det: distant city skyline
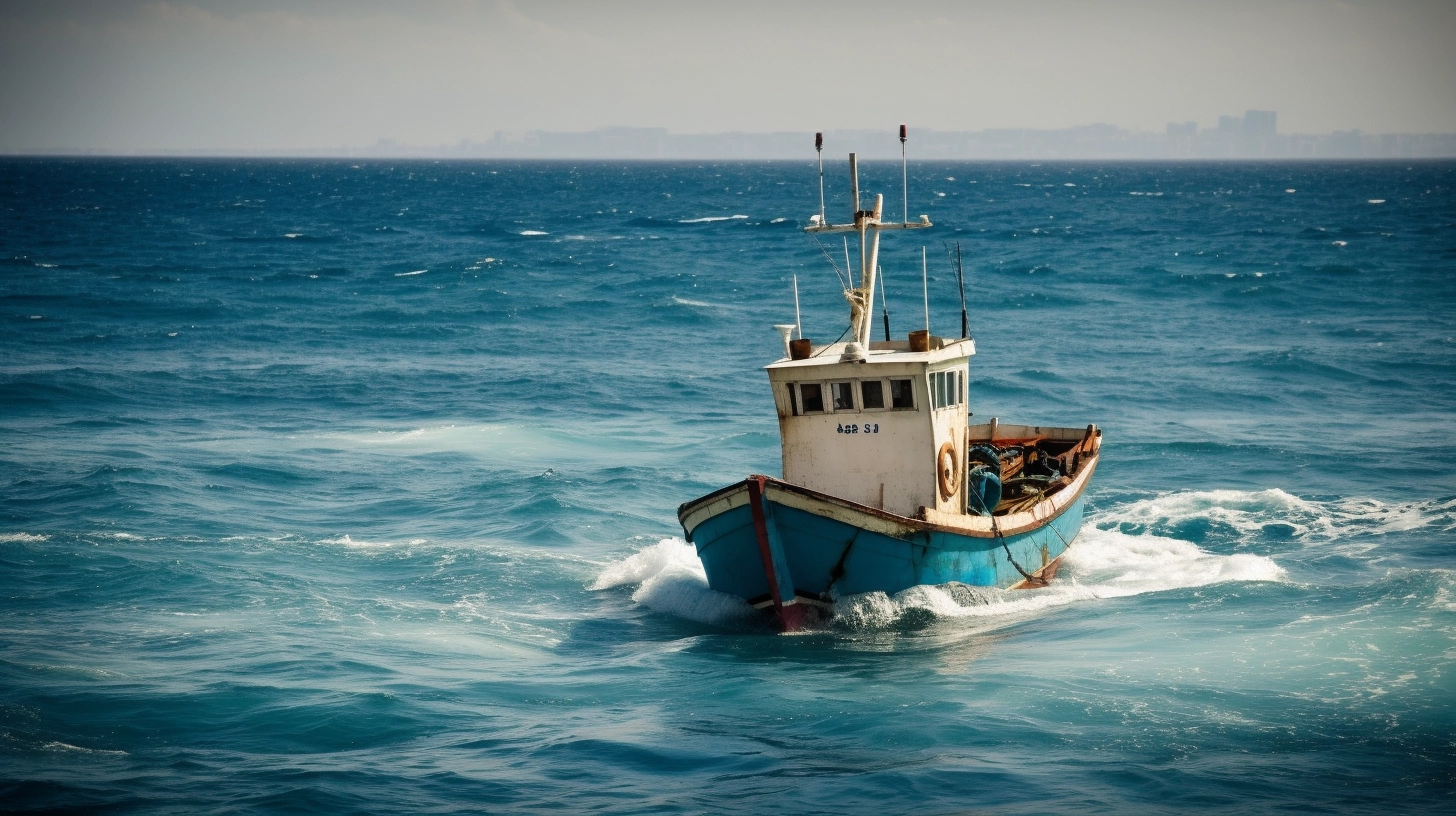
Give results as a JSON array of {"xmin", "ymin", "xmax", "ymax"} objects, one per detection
[
  {"xmin": 3, "ymin": 1, "xmax": 1454, "ymax": 155},
  {"xmin": 26, "ymin": 112, "xmax": 1453, "ymax": 161}
]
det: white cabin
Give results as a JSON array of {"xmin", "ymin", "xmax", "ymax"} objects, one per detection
[
  {"xmin": 767, "ymin": 335, "xmax": 972, "ymax": 518},
  {"xmin": 765, "ymin": 146, "xmax": 986, "ymax": 519}
]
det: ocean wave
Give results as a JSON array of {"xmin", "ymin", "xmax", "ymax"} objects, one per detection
[
  {"xmin": 677, "ymin": 214, "xmax": 749, "ymax": 224},
  {"xmin": 37, "ymin": 740, "xmax": 129, "ymax": 757},
  {"xmin": 665, "ymin": 295, "xmax": 716, "ymax": 309},
  {"xmin": 1098, "ymin": 489, "xmax": 1456, "ymax": 551},
  {"xmin": 0, "ymin": 532, "xmax": 49, "ymax": 543},
  {"xmin": 317, "ymin": 534, "xmax": 428, "ymax": 550}
]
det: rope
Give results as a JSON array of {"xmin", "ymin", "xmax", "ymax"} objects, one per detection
[
  {"xmin": 966, "ymin": 473, "xmax": 1046, "ymax": 587},
  {"xmin": 809, "ymin": 323, "xmax": 854, "ymax": 358}
]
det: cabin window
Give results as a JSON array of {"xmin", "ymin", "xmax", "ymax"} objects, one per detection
[
  {"xmin": 890, "ymin": 378, "xmax": 914, "ymax": 409},
  {"xmin": 931, "ymin": 370, "xmax": 965, "ymax": 410},
  {"xmin": 831, "ymin": 382, "xmax": 855, "ymax": 411},
  {"xmin": 860, "ymin": 380, "xmax": 884, "ymax": 410},
  {"xmin": 787, "ymin": 383, "xmax": 800, "ymax": 416},
  {"xmin": 799, "ymin": 382, "xmax": 825, "ymax": 413},
  {"xmin": 928, "ymin": 369, "xmax": 966, "ymax": 410}
]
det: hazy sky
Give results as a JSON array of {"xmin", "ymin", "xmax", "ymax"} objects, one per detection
[{"xmin": 2, "ymin": 0, "xmax": 1454, "ymax": 152}]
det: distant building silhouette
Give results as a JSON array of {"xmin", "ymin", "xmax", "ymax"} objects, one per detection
[
  {"xmin": 42, "ymin": 113, "xmax": 1456, "ymax": 159},
  {"xmin": 1244, "ymin": 110, "xmax": 1277, "ymax": 138}
]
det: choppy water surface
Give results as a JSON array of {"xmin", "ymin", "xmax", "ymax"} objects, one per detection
[{"xmin": 1, "ymin": 158, "xmax": 1454, "ymax": 813}]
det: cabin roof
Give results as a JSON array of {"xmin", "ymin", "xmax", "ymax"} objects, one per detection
[{"xmin": 766, "ymin": 338, "xmax": 975, "ymax": 371}]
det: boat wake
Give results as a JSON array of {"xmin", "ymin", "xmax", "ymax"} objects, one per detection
[{"xmin": 590, "ymin": 487, "xmax": 1456, "ymax": 630}]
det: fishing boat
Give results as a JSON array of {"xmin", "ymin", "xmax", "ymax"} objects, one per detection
[{"xmin": 676, "ymin": 131, "xmax": 1102, "ymax": 631}]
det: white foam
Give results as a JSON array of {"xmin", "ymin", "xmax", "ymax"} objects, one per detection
[
  {"xmin": 284, "ymin": 233, "xmax": 302, "ymax": 238},
  {"xmin": 0, "ymin": 533, "xmax": 48, "ymax": 543},
  {"xmin": 395, "ymin": 269, "xmax": 427, "ymax": 277},
  {"xmin": 1065, "ymin": 524, "xmax": 1286, "ymax": 595},
  {"xmin": 677, "ymin": 215, "xmax": 748, "ymax": 224},
  {"xmin": 1368, "ymin": 199, "xmax": 1386, "ymax": 204},
  {"xmin": 597, "ymin": 489, "xmax": 1447, "ymax": 630},
  {"xmin": 832, "ymin": 524, "xmax": 1284, "ymax": 629},
  {"xmin": 668, "ymin": 295, "xmax": 715, "ymax": 308},
  {"xmin": 1101, "ymin": 488, "xmax": 1453, "ymax": 545},
  {"xmin": 591, "ymin": 538, "xmax": 754, "ymax": 625},
  {"xmin": 38, "ymin": 741, "xmax": 128, "ymax": 757},
  {"xmin": 519, "ymin": 230, "xmax": 549, "ymax": 236},
  {"xmin": 1332, "ymin": 241, "xmax": 1347, "ymax": 247},
  {"xmin": 1103, "ymin": 488, "xmax": 1333, "ymax": 540},
  {"xmin": 595, "ymin": 520, "xmax": 1287, "ymax": 630},
  {"xmin": 318, "ymin": 534, "xmax": 428, "ymax": 550}
]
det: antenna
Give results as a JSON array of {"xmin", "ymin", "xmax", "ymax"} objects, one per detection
[
  {"xmin": 922, "ymin": 246, "xmax": 929, "ymax": 333},
  {"xmin": 955, "ymin": 242, "xmax": 968, "ymax": 339},
  {"xmin": 879, "ymin": 265, "xmax": 890, "ymax": 342},
  {"xmin": 900, "ymin": 123, "xmax": 908, "ymax": 224},
  {"xmin": 793, "ymin": 274, "xmax": 802, "ymax": 339},
  {"xmin": 815, "ymin": 132, "xmax": 826, "ymax": 227}
]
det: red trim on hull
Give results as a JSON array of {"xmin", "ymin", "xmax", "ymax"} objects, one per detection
[{"xmin": 747, "ymin": 476, "xmax": 806, "ymax": 632}]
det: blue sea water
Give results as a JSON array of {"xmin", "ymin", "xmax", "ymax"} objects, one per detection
[{"xmin": 1, "ymin": 156, "xmax": 1453, "ymax": 814}]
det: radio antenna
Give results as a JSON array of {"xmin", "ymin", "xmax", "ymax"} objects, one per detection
[
  {"xmin": 955, "ymin": 242, "xmax": 968, "ymax": 339},
  {"xmin": 899, "ymin": 123, "xmax": 908, "ymax": 224},
  {"xmin": 879, "ymin": 266, "xmax": 890, "ymax": 341},
  {"xmin": 921, "ymin": 246, "xmax": 930, "ymax": 333},
  {"xmin": 815, "ymin": 132, "xmax": 826, "ymax": 227},
  {"xmin": 793, "ymin": 274, "xmax": 802, "ymax": 339}
]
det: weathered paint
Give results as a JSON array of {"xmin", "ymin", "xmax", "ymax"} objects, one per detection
[
  {"xmin": 745, "ymin": 476, "xmax": 806, "ymax": 631},
  {"xmin": 767, "ymin": 337, "xmax": 974, "ymax": 518}
]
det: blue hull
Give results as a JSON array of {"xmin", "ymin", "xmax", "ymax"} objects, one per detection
[{"xmin": 679, "ymin": 476, "xmax": 1086, "ymax": 628}]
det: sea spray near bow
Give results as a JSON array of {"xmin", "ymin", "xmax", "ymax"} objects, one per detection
[{"xmin": 1, "ymin": 158, "xmax": 1453, "ymax": 813}]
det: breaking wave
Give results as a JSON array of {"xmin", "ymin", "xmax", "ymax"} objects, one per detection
[
  {"xmin": 677, "ymin": 214, "xmax": 748, "ymax": 224},
  {"xmin": 590, "ymin": 538, "xmax": 754, "ymax": 625},
  {"xmin": 1101, "ymin": 488, "xmax": 1456, "ymax": 544}
]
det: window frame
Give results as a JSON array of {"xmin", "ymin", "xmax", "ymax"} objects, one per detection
[
  {"xmin": 888, "ymin": 377, "xmax": 916, "ymax": 410},
  {"xmin": 928, "ymin": 368, "xmax": 967, "ymax": 411},
  {"xmin": 797, "ymin": 382, "xmax": 827, "ymax": 414}
]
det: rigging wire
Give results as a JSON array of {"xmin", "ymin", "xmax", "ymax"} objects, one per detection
[{"xmin": 810, "ymin": 235, "xmax": 848, "ymax": 290}]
